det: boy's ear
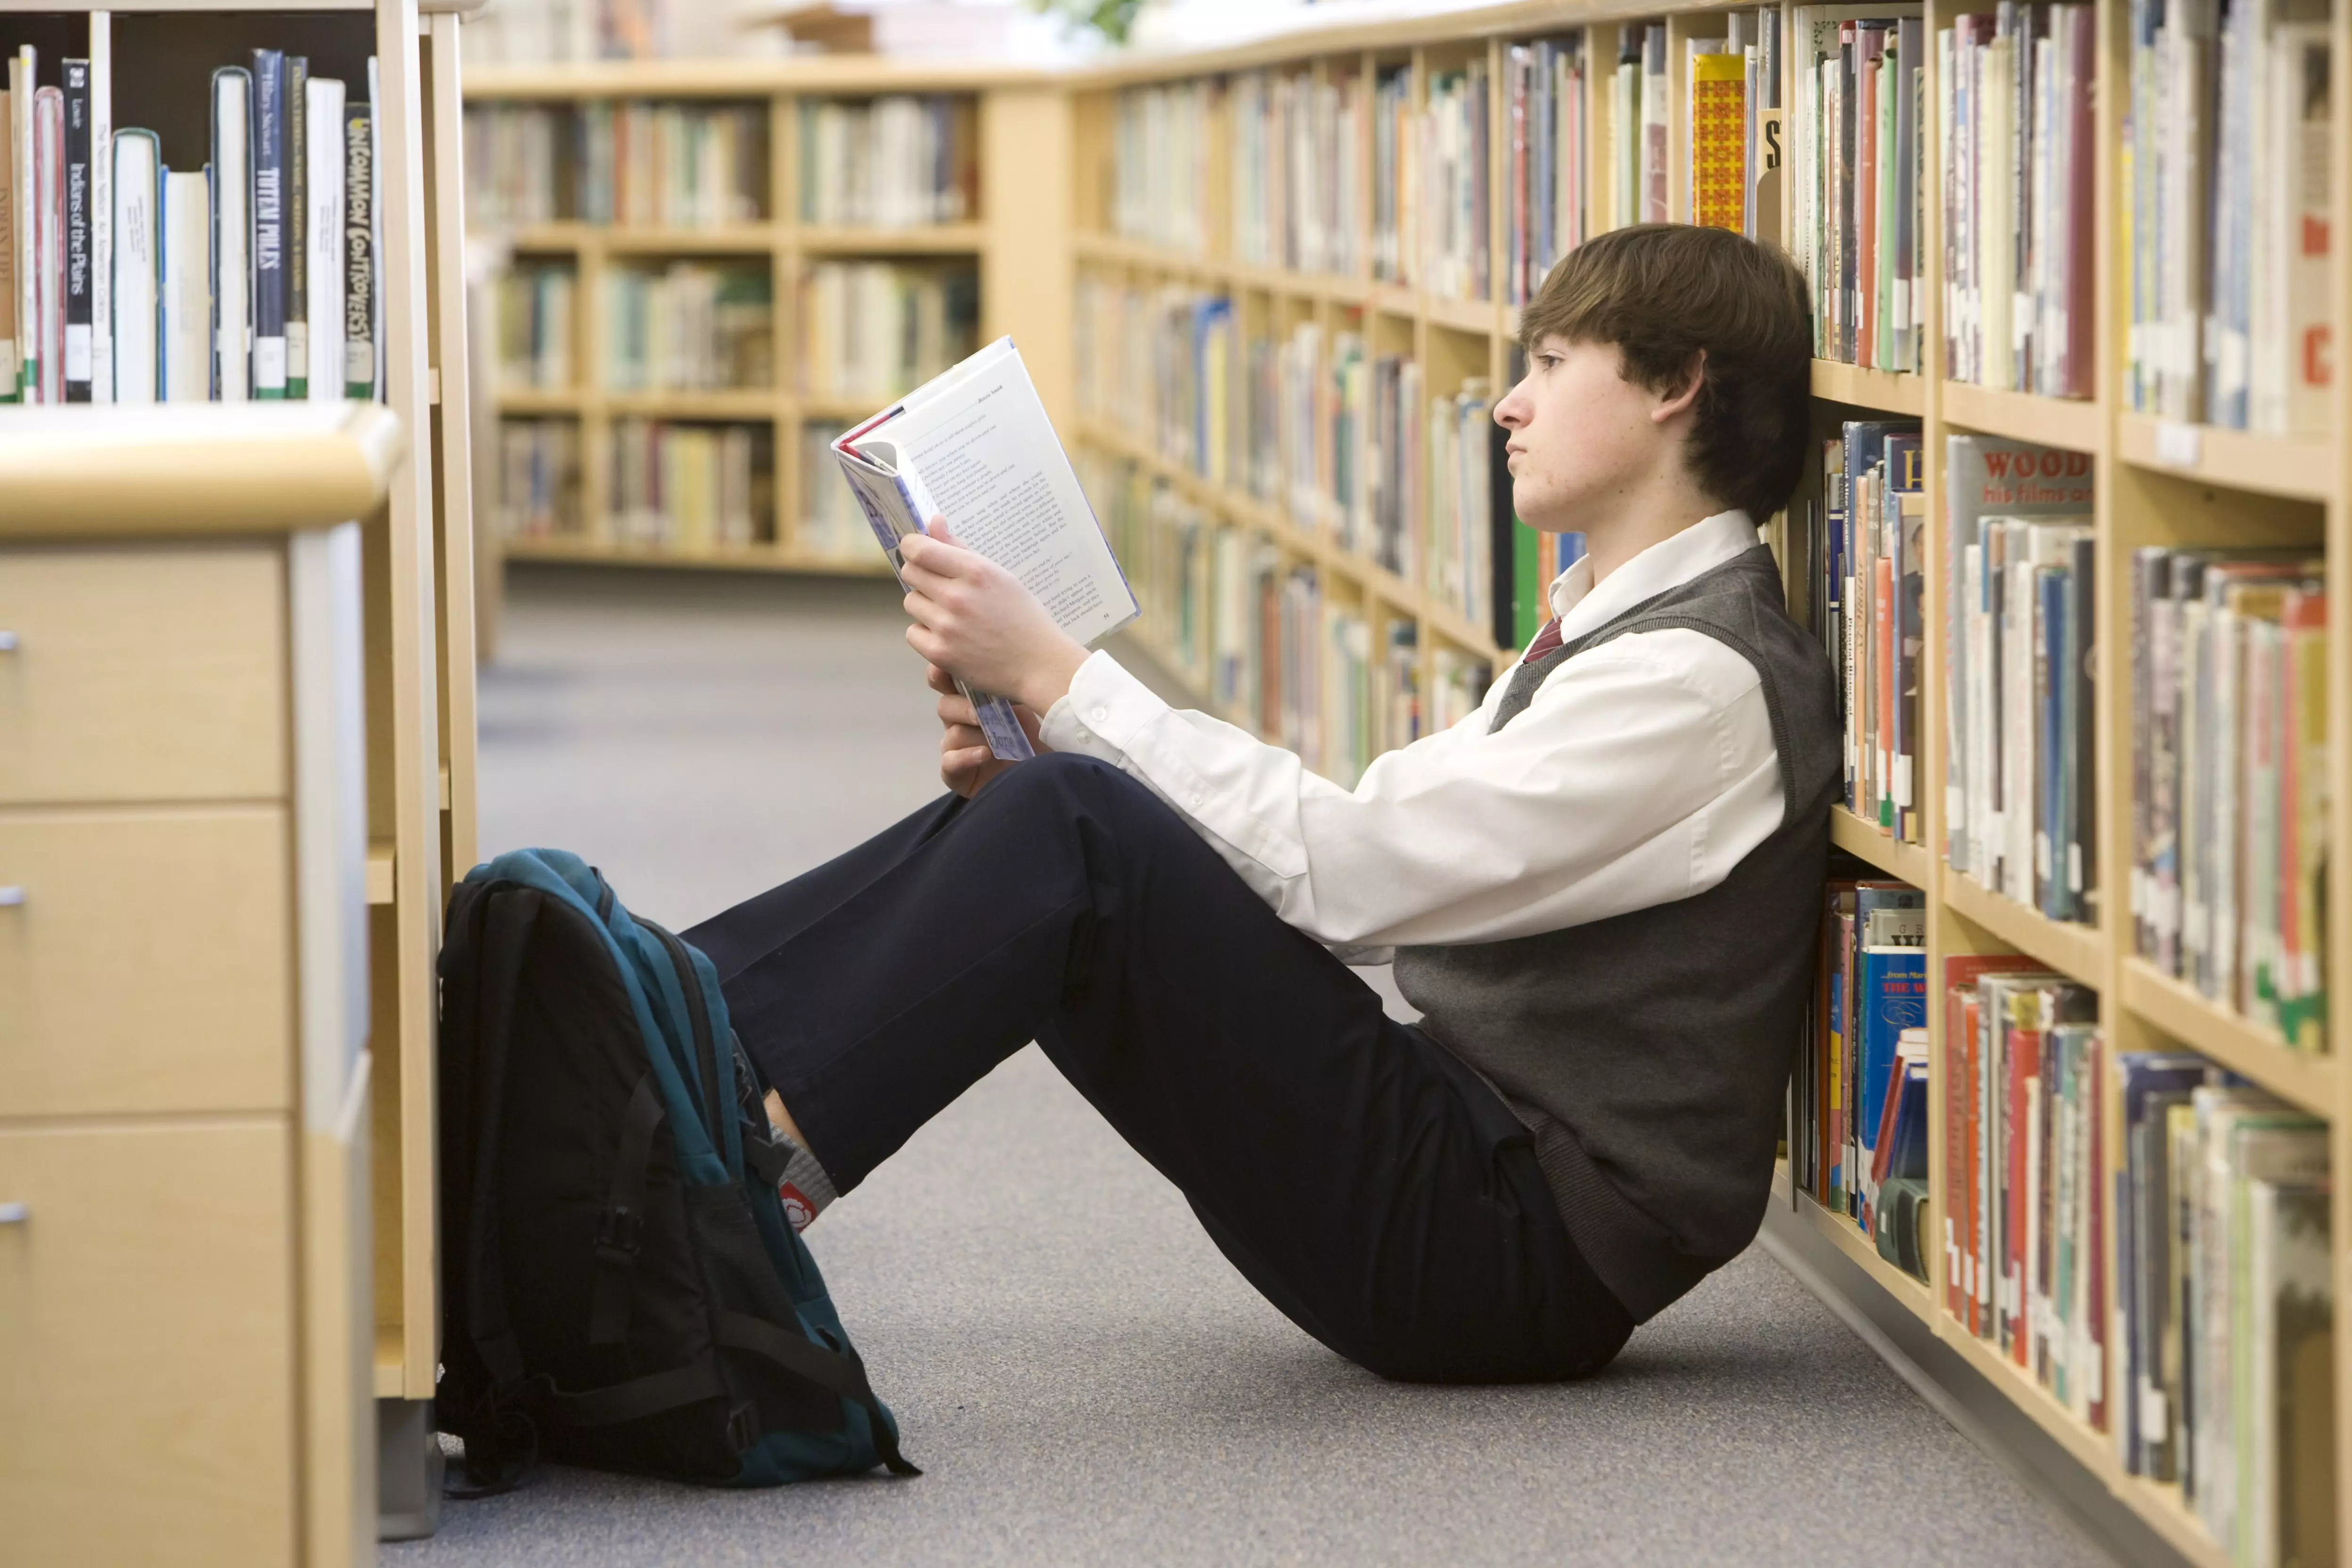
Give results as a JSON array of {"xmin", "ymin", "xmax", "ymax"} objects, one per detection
[{"xmin": 1650, "ymin": 351, "xmax": 1707, "ymax": 425}]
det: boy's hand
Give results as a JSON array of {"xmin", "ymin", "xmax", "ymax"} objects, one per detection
[
  {"xmin": 928, "ymin": 663, "xmax": 1048, "ymax": 798},
  {"xmin": 900, "ymin": 520, "xmax": 1089, "ymax": 712}
]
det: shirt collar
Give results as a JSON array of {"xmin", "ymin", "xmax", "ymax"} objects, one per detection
[{"xmin": 1549, "ymin": 509, "xmax": 1759, "ymax": 644}]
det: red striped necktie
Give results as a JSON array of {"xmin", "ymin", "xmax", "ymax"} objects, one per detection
[{"xmin": 1522, "ymin": 617, "xmax": 1565, "ymax": 663}]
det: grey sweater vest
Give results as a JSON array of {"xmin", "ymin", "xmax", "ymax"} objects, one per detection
[{"xmin": 1394, "ymin": 545, "xmax": 1838, "ymax": 1322}]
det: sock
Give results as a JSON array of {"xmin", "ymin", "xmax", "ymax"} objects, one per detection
[{"xmin": 771, "ymin": 1134, "xmax": 838, "ymax": 1233}]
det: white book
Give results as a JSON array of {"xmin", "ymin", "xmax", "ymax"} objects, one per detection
[
  {"xmin": 161, "ymin": 168, "xmax": 210, "ymax": 401},
  {"xmin": 304, "ymin": 74, "xmax": 344, "ymax": 401},
  {"xmin": 211, "ymin": 67, "xmax": 250, "ymax": 400},
  {"xmin": 109, "ymin": 127, "xmax": 156, "ymax": 402},
  {"xmin": 832, "ymin": 335, "xmax": 1138, "ymax": 760},
  {"xmin": 89, "ymin": 10, "xmax": 109, "ymax": 400}
]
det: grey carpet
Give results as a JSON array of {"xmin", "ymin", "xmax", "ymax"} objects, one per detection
[{"xmin": 397, "ymin": 564, "xmax": 2110, "ymax": 1568}]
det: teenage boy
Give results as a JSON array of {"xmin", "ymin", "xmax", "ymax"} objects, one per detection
[{"xmin": 685, "ymin": 223, "xmax": 1836, "ymax": 1382}]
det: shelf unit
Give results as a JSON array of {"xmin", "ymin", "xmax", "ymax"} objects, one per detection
[
  {"xmin": 461, "ymin": 60, "xmax": 1075, "ymax": 574},
  {"xmin": 0, "ymin": 0, "xmax": 483, "ymax": 1516},
  {"xmin": 1062, "ymin": 1, "xmax": 2352, "ymax": 1563}
]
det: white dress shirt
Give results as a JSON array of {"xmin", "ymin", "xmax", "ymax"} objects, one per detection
[{"xmin": 1037, "ymin": 509, "xmax": 1785, "ymax": 961}]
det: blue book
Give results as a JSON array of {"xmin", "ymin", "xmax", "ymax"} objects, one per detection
[
  {"xmin": 1855, "ymin": 937, "xmax": 1926, "ymax": 1179},
  {"xmin": 2039, "ymin": 565, "xmax": 2069, "ymax": 918}
]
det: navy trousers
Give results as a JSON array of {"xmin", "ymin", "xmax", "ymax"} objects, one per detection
[{"xmin": 684, "ymin": 752, "xmax": 1633, "ymax": 1382}]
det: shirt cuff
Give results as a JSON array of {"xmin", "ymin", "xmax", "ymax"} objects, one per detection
[{"xmin": 1038, "ymin": 649, "xmax": 1167, "ymax": 760}]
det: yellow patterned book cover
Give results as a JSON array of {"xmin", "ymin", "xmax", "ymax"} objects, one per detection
[{"xmin": 1690, "ymin": 51, "xmax": 1748, "ymax": 232}]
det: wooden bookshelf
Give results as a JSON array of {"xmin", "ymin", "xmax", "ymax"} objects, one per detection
[
  {"xmin": 464, "ymin": 63, "xmax": 1074, "ymax": 574},
  {"xmin": 0, "ymin": 0, "xmax": 482, "ymax": 1540},
  {"xmin": 1060, "ymin": 4, "xmax": 2352, "ymax": 1564}
]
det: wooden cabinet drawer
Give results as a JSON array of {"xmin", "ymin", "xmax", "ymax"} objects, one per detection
[
  {"xmin": 0, "ymin": 1119, "xmax": 296, "ymax": 1568},
  {"xmin": 0, "ymin": 544, "xmax": 287, "ymax": 805},
  {"xmin": 0, "ymin": 809, "xmax": 292, "ymax": 1117}
]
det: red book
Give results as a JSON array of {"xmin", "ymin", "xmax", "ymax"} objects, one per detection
[
  {"xmin": 2063, "ymin": 4, "xmax": 2095, "ymax": 395},
  {"xmin": 1944, "ymin": 957, "xmax": 2046, "ymax": 1332},
  {"xmin": 2006, "ymin": 1011, "xmax": 2041, "ymax": 1369}
]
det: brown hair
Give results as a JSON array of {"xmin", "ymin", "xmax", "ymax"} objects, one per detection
[{"xmin": 1519, "ymin": 223, "xmax": 1813, "ymax": 522}]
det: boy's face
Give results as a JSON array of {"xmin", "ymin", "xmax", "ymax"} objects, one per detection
[{"xmin": 1492, "ymin": 335, "xmax": 1684, "ymax": 535}]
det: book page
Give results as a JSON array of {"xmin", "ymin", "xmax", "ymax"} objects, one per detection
[{"xmin": 852, "ymin": 338, "xmax": 1136, "ymax": 647}]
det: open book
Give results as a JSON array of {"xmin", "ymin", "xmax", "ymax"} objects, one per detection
[{"xmin": 833, "ymin": 336, "xmax": 1137, "ymax": 760}]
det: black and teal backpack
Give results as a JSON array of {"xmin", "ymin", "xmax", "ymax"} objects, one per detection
[{"xmin": 435, "ymin": 848, "xmax": 916, "ymax": 1491}]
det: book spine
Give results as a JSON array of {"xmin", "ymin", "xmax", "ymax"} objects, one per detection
[
  {"xmin": 0, "ymin": 80, "xmax": 16, "ymax": 399},
  {"xmin": 14, "ymin": 52, "xmax": 33, "ymax": 399},
  {"xmin": 343, "ymin": 99, "xmax": 374, "ymax": 398},
  {"xmin": 109, "ymin": 129, "xmax": 155, "ymax": 402},
  {"xmin": 88, "ymin": 12, "xmax": 106, "ymax": 400},
  {"xmin": 61, "ymin": 59, "xmax": 90, "ymax": 400},
  {"xmin": 35, "ymin": 86, "xmax": 61, "ymax": 403},
  {"xmin": 250, "ymin": 49, "xmax": 286, "ymax": 398},
  {"xmin": 285, "ymin": 54, "xmax": 306, "ymax": 398}
]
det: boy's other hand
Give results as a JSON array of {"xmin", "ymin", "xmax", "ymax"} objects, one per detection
[
  {"xmin": 900, "ymin": 520, "xmax": 1089, "ymax": 712},
  {"xmin": 928, "ymin": 663, "xmax": 1048, "ymax": 798}
]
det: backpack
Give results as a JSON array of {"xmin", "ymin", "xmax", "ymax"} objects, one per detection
[{"xmin": 434, "ymin": 847, "xmax": 917, "ymax": 1491}]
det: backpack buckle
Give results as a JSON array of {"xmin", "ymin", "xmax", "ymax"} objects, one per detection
[
  {"xmin": 594, "ymin": 1203, "xmax": 642, "ymax": 1261},
  {"xmin": 725, "ymin": 1401, "xmax": 760, "ymax": 1453}
]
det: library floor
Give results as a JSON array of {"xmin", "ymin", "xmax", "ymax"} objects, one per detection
[{"xmin": 394, "ymin": 565, "xmax": 2115, "ymax": 1568}]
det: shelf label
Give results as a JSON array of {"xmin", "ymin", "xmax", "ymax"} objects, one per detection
[{"xmin": 2154, "ymin": 420, "xmax": 2202, "ymax": 468}]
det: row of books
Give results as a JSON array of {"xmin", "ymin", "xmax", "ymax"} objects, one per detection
[
  {"xmin": 465, "ymin": 101, "xmax": 768, "ymax": 229},
  {"xmin": 1941, "ymin": 4, "xmax": 2097, "ymax": 398},
  {"xmin": 1109, "ymin": 81, "xmax": 1214, "ymax": 256},
  {"xmin": 797, "ymin": 259, "xmax": 977, "ymax": 402},
  {"xmin": 604, "ymin": 261, "xmax": 771, "ymax": 392},
  {"xmin": 2123, "ymin": 0, "xmax": 2336, "ymax": 434},
  {"xmin": 497, "ymin": 263, "xmax": 574, "ymax": 389},
  {"xmin": 2, "ymin": 34, "xmax": 383, "ymax": 402},
  {"xmin": 498, "ymin": 417, "xmax": 583, "ymax": 539},
  {"xmin": 1794, "ymin": 877, "xmax": 1927, "ymax": 1251},
  {"xmin": 1941, "ymin": 434, "xmax": 2099, "ymax": 923},
  {"xmin": 795, "ymin": 96, "xmax": 977, "ymax": 229},
  {"xmin": 1081, "ymin": 448, "xmax": 1493, "ymax": 772},
  {"xmin": 1077, "ymin": 278, "xmax": 1564, "ymax": 649},
  {"xmin": 607, "ymin": 417, "xmax": 767, "ymax": 549},
  {"xmin": 1229, "ymin": 69, "xmax": 1360, "ymax": 278},
  {"xmin": 1941, "ymin": 963, "xmax": 2106, "ymax": 1418},
  {"xmin": 1500, "ymin": 38, "xmax": 1590, "ymax": 306},
  {"xmin": 2129, "ymin": 548, "xmax": 2329, "ymax": 1051},
  {"xmin": 1811, "ymin": 420, "xmax": 1927, "ymax": 844},
  {"xmin": 2112, "ymin": 1064, "xmax": 2333, "ymax": 1567},
  {"xmin": 1416, "ymin": 63, "xmax": 1491, "ymax": 302},
  {"xmin": 1793, "ymin": 6, "xmax": 1926, "ymax": 370}
]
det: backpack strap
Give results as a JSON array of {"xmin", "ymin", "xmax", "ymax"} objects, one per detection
[
  {"xmin": 463, "ymin": 888, "xmax": 543, "ymax": 1390},
  {"xmin": 542, "ymin": 1358, "xmax": 729, "ymax": 1428},
  {"xmin": 445, "ymin": 886, "xmax": 546, "ymax": 1494},
  {"xmin": 714, "ymin": 1312, "xmax": 920, "ymax": 1476},
  {"xmin": 587, "ymin": 1075, "xmax": 668, "ymax": 1347}
]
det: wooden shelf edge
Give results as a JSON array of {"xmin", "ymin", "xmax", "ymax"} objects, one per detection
[
  {"xmin": 1940, "ymin": 873, "xmax": 2107, "ymax": 989},
  {"xmin": 2118, "ymin": 959, "xmax": 2337, "ymax": 1118},
  {"xmin": 797, "ymin": 223, "xmax": 987, "ymax": 254},
  {"xmin": 1772, "ymin": 1169, "xmax": 1936, "ymax": 1318},
  {"xmin": 1810, "ymin": 359, "xmax": 1927, "ymax": 415},
  {"xmin": 502, "ymin": 537, "xmax": 895, "ymax": 576},
  {"xmin": 1762, "ymin": 1168, "xmax": 2237, "ymax": 1568},
  {"xmin": 365, "ymin": 842, "xmax": 396, "ymax": 906},
  {"xmin": 1829, "ymin": 805, "xmax": 1933, "ymax": 885},
  {"xmin": 2114, "ymin": 413, "xmax": 2340, "ymax": 504},
  {"xmin": 1938, "ymin": 380, "xmax": 2103, "ymax": 453},
  {"xmin": 373, "ymin": 1324, "xmax": 405, "ymax": 1399}
]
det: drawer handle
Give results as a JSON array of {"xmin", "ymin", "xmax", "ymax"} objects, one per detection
[
  {"xmin": 0, "ymin": 1203, "xmax": 25, "ymax": 1225},
  {"xmin": 0, "ymin": 631, "xmax": 15, "ymax": 652},
  {"xmin": 0, "ymin": 887, "xmax": 20, "ymax": 907}
]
